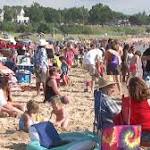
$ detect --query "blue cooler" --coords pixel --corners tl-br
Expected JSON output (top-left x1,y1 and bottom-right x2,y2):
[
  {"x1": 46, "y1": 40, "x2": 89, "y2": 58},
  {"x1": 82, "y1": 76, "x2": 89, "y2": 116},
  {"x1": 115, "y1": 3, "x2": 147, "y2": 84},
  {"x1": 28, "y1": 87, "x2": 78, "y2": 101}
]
[
  {"x1": 16, "y1": 70, "x2": 31, "y2": 83},
  {"x1": 17, "y1": 64, "x2": 34, "y2": 74}
]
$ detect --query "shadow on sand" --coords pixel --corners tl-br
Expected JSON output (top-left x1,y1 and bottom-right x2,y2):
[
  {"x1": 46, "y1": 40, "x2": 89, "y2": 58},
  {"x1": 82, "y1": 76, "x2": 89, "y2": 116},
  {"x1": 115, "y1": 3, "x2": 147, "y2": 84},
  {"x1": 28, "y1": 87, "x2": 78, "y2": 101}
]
[{"x1": 5, "y1": 143, "x2": 26, "y2": 150}]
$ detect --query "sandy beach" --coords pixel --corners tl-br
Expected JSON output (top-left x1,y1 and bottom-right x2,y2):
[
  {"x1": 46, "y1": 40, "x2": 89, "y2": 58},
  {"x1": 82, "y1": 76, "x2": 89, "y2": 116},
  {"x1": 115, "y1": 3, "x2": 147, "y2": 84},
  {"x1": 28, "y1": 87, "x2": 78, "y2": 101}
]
[
  {"x1": 0, "y1": 67, "x2": 97, "y2": 150},
  {"x1": 0, "y1": 66, "x2": 126, "y2": 150}
]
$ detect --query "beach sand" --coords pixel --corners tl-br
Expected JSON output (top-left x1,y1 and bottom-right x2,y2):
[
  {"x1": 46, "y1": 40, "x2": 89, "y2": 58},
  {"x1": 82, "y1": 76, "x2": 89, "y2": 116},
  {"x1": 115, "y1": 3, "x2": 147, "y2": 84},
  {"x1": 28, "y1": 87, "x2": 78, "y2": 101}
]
[{"x1": 0, "y1": 67, "x2": 126, "y2": 150}]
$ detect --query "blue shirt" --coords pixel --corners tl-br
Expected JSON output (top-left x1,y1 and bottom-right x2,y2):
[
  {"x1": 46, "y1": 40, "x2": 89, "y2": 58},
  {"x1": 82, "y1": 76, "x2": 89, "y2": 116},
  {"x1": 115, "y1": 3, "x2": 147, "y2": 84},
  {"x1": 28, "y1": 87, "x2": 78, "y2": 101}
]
[{"x1": 34, "y1": 47, "x2": 48, "y2": 70}]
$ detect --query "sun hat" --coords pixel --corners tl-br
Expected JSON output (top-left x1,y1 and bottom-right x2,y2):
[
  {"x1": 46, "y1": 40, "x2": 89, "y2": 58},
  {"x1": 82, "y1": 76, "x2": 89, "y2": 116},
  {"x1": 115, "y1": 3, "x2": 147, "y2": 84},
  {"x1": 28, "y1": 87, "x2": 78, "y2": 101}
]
[
  {"x1": 39, "y1": 39, "x2": 48, "y2": 47},
  {"x1": 98, "y1": 77, "x2": 117, "y2": 89}
]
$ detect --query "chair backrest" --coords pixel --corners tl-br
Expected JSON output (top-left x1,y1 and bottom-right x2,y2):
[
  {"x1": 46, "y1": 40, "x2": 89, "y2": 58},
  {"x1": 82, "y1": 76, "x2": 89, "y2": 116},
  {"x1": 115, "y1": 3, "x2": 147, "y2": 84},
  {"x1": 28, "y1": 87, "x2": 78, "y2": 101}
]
[
  {"x1": 94, "y1": 90, "x2": 104, "y2": 133},
  {"x1": 94, "y1": 90, "x2": 116, "y2": 132}
]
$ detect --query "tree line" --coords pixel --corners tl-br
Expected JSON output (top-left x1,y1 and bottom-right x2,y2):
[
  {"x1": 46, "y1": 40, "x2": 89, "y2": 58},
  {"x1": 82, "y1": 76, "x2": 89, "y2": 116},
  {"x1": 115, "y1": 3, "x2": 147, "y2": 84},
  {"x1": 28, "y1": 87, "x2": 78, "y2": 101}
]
[{"x1": 1, "y1": 2, "x2": 150, "y2": 34}]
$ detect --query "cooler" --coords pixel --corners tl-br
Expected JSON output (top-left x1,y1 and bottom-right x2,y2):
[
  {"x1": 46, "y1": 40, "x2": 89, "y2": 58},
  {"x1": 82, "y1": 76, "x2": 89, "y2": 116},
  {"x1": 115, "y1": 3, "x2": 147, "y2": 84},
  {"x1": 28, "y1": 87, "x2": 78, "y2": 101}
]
[
  {"x1": 16, "y1": 70, "x2": 31, "y2": 83},
  {"x1": 17, "y1": 64, "x2": 34, "y2": 74}
]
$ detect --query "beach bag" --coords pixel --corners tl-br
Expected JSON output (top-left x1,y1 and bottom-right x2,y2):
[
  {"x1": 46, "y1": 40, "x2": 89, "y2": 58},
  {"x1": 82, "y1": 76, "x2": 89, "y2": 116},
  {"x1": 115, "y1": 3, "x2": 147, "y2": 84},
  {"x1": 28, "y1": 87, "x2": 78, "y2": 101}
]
[
  {"x1": 102, "y1": 125, "x2": 141, "y2": 150},
  {"x1": 29, "y1": 121, "x2": 62, "y2": 149},
  {"x1": 102, "y1": 97, "x2": 142, "y2": 150}
]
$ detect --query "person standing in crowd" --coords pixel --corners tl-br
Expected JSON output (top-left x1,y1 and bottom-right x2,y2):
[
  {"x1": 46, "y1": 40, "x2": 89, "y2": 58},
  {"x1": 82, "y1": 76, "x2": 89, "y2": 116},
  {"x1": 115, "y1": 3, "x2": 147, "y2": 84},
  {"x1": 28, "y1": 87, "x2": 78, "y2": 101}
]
[
  {"x1": 83, "y1": 43, "x2": 103, "y2": 92},
  {"x1": 127, "y1": 46, "x2": 134, "y2": 73},
  {"x1": 59, "y1": 56, "x2": 69, "y2": 86},
  {"x1": 121, "y1": 44, "x2": 130, "y2": 82},
  {"x1": 46, "y1": 41, "x2": 54, "y2": 65},
  {"x1": 142, "y1": 45, "x2": 150, "y2": 78},
  {"x1": 33, "y1": 39, "x2": 48, "y2": 96},
  {"x1": 105, "y1": 40, "x2": 122, "y2": 93},
  {"x1": 130, "y1": 51, "x2": 143, "y2": 78},
  {"x1": 105, "y1": 41, "x2": 121, "y2": 75},
  {"x1": 64, "y1": 43, "x2": 75, "y2": 69}
]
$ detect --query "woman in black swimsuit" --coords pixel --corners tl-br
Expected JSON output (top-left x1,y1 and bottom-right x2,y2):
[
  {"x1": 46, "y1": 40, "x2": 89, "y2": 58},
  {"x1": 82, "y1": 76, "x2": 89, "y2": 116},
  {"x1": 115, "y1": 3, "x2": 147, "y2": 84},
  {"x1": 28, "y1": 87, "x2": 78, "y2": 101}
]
[{"x1": 44, "y1": 67, "x2": 69, "y2": 104}]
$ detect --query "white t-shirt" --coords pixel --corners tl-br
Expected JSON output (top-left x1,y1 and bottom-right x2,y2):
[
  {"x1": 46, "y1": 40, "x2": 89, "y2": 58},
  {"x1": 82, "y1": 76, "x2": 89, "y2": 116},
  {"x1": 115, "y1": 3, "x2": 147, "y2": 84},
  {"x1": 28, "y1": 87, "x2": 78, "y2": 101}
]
[
  {"x1": 0, "y1": 89, "x2": 7, "y2": 107},
  {"x1": 83, "y1": 49, "x2": 103, "y2": 65},
  {"x1": 127, "y1": 53, "x2": 134, "y2": 67}
]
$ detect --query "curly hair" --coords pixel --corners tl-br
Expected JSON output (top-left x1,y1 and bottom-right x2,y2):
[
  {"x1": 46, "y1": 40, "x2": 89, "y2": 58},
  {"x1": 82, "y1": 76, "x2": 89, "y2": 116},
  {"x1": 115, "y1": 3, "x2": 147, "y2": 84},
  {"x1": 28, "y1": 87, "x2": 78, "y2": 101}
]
[{"x1": 128, "y1": 77, "x2": 150, "y2": 101}]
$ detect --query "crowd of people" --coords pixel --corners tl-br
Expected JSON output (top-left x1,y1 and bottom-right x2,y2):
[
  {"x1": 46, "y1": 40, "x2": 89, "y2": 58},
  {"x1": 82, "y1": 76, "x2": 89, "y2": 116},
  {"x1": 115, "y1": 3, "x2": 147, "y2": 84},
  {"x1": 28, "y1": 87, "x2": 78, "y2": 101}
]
[{"x1": 1, "y1": 36, "x2": 150, "y2": 147}]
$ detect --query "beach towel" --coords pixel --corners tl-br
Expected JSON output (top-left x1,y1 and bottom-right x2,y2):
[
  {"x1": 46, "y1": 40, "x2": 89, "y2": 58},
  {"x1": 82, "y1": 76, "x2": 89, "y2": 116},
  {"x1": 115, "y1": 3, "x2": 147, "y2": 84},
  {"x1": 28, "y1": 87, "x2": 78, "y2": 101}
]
[{"x1": 102, "y1": 125, "x2": 141, "y2": 150}]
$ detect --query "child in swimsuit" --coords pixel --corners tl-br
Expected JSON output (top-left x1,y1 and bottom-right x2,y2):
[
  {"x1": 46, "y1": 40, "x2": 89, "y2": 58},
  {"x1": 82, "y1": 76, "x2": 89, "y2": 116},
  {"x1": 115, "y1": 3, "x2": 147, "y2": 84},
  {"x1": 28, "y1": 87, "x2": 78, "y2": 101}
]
[
  {"x1": 59, "y1": 56, "x2": 69, "y2": 86},
  {"x1": 50, "y1": 96, "x2": 69, "y2": 130},
  {"x1": 19, "y1": 100, "x2": 39, "y2": 132}
]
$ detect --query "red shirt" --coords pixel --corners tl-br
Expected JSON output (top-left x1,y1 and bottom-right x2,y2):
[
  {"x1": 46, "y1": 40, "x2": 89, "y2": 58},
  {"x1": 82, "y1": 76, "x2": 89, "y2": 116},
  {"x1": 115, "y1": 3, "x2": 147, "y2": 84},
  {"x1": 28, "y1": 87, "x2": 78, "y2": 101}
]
[
  {"x1": 65, "y1": 50, "x2": 74, "y2": 66},
  {"x1": 125, "y1": 97, "x2": 150, "y2": 132}
]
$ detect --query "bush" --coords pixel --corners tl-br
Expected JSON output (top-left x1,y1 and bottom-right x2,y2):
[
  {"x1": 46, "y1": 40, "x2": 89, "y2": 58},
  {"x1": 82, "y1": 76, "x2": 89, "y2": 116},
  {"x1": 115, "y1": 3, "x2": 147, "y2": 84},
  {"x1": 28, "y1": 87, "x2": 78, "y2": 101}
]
[
  {"x1": 60, "y1": 25, "x2": 93, "y2": 34},
  {"x1": 37, "y1": 22, "x2": 50, "y2": 33},
  {"x1": 146, "y1": 27, "x2": 150, "y2": 33},
  {"x1": 1, "y1": 21, "x2": 16, "y2": 32},
  {"x1": 16, "y1": 24, "x2": 33, "y2": 33}
]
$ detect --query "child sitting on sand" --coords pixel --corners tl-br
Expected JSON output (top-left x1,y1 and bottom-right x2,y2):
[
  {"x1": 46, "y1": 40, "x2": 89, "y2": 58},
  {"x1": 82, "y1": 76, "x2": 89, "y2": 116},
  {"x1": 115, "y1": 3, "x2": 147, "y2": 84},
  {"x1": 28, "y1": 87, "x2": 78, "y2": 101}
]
[
  {"x1": 50, "y1": 96, "x2": 69, "y2": 130},
  {"x1": 19, "y1": 100, "x2": 39, "y2": 132}
]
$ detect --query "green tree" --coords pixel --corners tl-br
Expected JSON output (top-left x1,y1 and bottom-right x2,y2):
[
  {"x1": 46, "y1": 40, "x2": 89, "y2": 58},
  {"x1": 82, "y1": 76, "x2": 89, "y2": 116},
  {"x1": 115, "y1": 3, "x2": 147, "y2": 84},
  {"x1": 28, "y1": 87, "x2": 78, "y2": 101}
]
[
  {"x1": 37, "y1": 22, "x2": 50, "y2": 33},
  {"x1": 26, "y1": 2, "x2": 44, "y2": 23},
  {"x1": 16, "y1": 24, "x2": 33, "y2": 33},
  {"x1": 1, "y1": 21, "x2": 16, "y2": 32},
  {"x1": 62, "y1": 7, "x2": 89, "y2": 24},
  {"x1": 43, "y1": 7, "x2": 60, "y2": 23},
  {"x1": 3, "y1": 6, "x2": 13, "y2": 21},
  {"x1": 89, "y1": 3, "x2": 113, "y2": 25}
]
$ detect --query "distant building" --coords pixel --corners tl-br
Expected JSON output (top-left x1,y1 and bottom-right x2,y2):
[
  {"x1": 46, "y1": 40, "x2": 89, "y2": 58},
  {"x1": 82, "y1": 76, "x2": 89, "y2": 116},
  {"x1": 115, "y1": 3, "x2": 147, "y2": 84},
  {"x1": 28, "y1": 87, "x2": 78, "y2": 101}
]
[
  {"x1": 0, "y1": 10, "x2": 4, "y2": 22},
  {"x1": 16, "y1": 8, "x2": 29, "y2": 24},
  {"x1": 117, "y1": 19, "x2": 131, "y2": 26}
]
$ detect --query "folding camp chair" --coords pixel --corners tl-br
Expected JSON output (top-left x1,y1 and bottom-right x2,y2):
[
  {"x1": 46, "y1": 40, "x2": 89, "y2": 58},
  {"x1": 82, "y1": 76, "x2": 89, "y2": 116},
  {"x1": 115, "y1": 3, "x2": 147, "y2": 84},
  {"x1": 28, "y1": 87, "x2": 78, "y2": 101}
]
[
  {"x1": 93, "y1": 89, "x2": 121, "y2": 149},
  {"x1": 93, "y1": 89, "x2": 121, "y2": 133}
]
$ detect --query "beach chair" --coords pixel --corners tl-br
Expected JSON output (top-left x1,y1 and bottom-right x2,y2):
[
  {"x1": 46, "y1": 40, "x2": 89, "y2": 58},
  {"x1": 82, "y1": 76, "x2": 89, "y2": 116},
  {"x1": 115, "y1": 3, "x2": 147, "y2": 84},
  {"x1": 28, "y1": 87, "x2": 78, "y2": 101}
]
[
  {"x1": 93, "y1": 89, "x2": 121, "y2": 133},
  {"x1": 93, "y1": 89, "x2": 121, "y2": 149}
]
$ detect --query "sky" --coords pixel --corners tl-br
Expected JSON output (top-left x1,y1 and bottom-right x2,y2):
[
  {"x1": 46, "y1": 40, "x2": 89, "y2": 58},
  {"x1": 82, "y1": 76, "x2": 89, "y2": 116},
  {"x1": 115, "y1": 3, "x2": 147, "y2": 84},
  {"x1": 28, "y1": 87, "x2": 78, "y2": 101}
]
[{"x1": 0, "y1": 0, "x2": 150, "y2": 15}]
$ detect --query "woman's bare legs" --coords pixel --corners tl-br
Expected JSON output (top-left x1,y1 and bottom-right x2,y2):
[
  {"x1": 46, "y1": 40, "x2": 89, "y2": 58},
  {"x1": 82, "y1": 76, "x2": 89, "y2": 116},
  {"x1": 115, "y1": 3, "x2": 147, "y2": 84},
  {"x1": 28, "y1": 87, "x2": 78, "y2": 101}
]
[{"x1": 114, "y1": 75, "x2": 122, "y2": 95}]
